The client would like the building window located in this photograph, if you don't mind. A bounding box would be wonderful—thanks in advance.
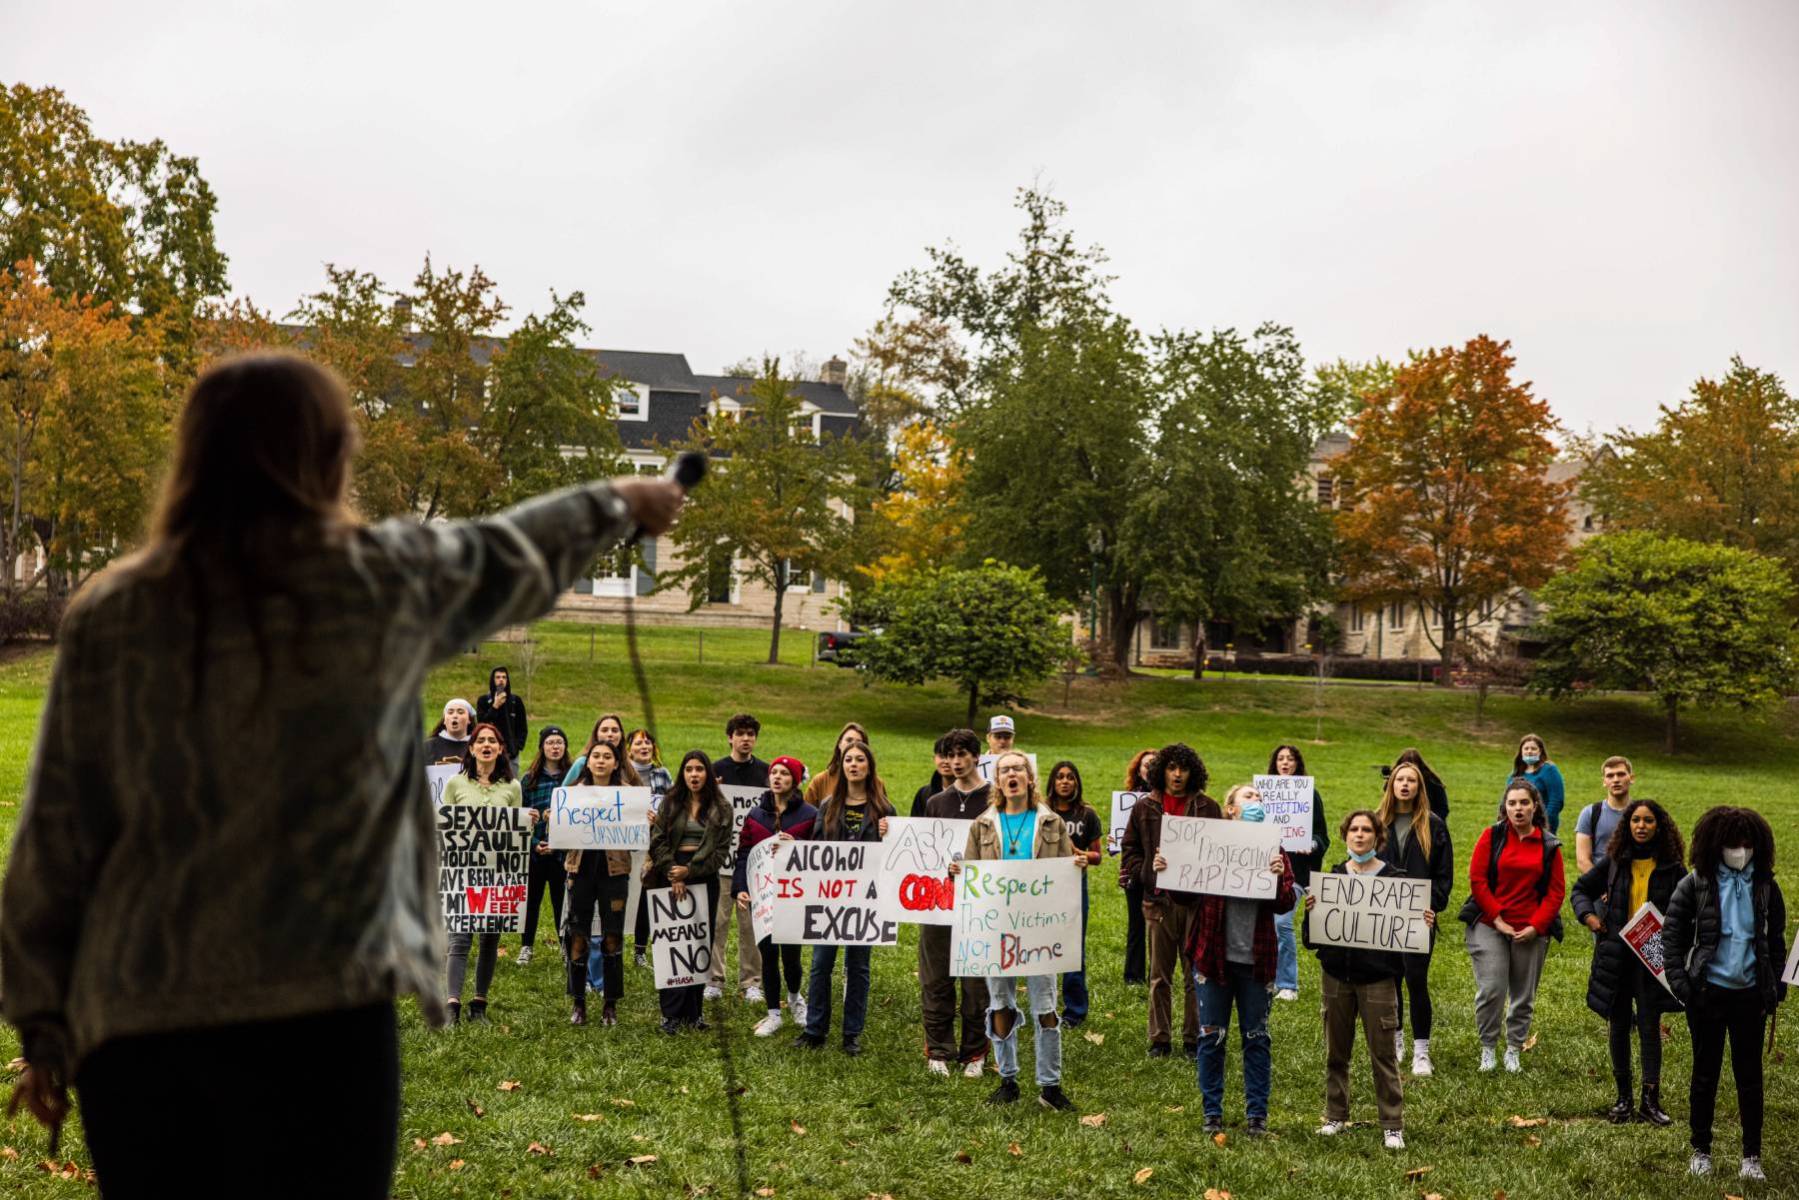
[1387,601,1406,630]
[1150,616,1183,650]
[1583,513,1595,531]
[1316,476,1335,506]
[783,559,812,589]
[705,547,735,605]
[592,546,635,598]
[1349,604,1365,633]
[616,383,650,422]
[1336,476,1356,509]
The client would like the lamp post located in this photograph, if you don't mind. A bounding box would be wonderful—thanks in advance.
[1085,529,1103,676]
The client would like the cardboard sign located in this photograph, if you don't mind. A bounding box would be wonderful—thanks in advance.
[768,841,897,946]
[746,838,783,944]
[427,763,460,806]
[1783,929,1799,987]
[874,817,975,926]
[1253,774,1315,854]
[718,785,765,873]
[1306,871,1432,952]
[647,884,712,989]
[1621,902,1678,998]
[1106,791,1143,856]
[1156,816,1284,899]
[545,786,655,851]
[977,752,1038,784]
[437,804,532,933]
[951,857,1084,978]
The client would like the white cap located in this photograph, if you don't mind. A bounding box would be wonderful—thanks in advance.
[988,715,1015,735]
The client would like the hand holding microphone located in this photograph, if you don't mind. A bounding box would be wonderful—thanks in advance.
[610,450,705,537]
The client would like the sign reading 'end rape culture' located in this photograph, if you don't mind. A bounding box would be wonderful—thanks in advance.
[950,857,1083,978]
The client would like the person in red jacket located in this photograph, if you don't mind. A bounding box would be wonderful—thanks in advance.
[1463,776,1565,1073]
[733,756,818,1037]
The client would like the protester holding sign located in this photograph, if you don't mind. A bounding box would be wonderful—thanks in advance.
[951,751,1086,1111]
[560,742,647,1026]
[1375,760,1453,1077]
[1123,743,1221,1060]
[648,752,734,1034]
[1462,777,1565,1074]
[1266,745,1329,1002]
[711,713,770,1002]
[1117,749,1158,986]
[918,729,994,1077]
[1509,732,1565,834]
[440,724,528,1024]
[517,726,572,966]
[1664,806,1787,1183]
[625,728,673,967]
[803,721,871,805]
[424,698,476,764]
[1046,761,1102,1027]
[1303,810,1419,1150]
[794,742,893,1055]
[564,714,626,785]
[1570,798,1685,1125]
[734,756,818,1036]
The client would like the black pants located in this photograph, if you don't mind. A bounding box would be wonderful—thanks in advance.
[1607,963,1663,1091]
[1688,984,1767,1157]
[1123,881,1147,984]
[78,1003,398,1199]
[760,935,802,1003]
[522,849,566,949]
[565,859,629,1002]
[1394,929,1436,1039]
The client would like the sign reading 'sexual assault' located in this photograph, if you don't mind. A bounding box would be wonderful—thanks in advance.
[437,804,532,934]
[1307,871,1432,952]
[951,857,1083,977]
[1155,815,1284,899]
[545,786,655,850]
[874,817,974,927]
[648,883,712,989]
[769,842,898,946]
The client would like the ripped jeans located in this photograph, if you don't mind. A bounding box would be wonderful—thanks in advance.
[986,974,1062,1087]
[1195,966,1272,1119]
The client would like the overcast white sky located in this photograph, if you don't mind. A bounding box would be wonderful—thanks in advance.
[7,1,1796,433]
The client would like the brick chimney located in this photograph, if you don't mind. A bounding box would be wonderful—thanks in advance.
[393,297,413,329]
[821,356,847,387]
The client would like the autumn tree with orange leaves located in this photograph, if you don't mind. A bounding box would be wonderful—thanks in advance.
[1333,335,1573,682]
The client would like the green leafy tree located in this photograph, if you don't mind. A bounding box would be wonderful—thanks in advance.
[655,360,866,664]
[1530,532,1798,752]
[854,562,1065,726]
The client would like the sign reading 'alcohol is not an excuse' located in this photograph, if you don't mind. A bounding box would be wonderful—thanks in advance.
[768,841,898,946]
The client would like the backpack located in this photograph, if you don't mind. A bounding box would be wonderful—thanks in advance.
[1458,823,1565,940]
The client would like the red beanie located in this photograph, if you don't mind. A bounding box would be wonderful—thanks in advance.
[771,756,806,785]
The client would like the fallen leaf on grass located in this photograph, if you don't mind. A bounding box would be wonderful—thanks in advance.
[631,1135,648,1143]
[1080,1113,1108,1128]
[1506,1116,1546,1128]
[1424,1194,1443,1200]
[1008,1143,1023,1157]
[527,1142,552,1156]
[498,1080,522,1092]
[1134,1167,1154,1185]
[1492,1192,1507,1200]
[612,1098,636,1107]
[412,1138,427,1151]
[1083,1031,1105,1046]
[867,1194,896,1200]
[448,1159,465,1171]
[432,1132,462,1147]
[466,1099,486,1118]
[625,1155,658,1167]
[791,1122,807,1136]
[1212,1131,1228,1147]
[3,1058,24,1075]
[1163,1105,1184,1114]
[1,1147,19,1160]
[37,1160,81,1179]
[573,1113,605,1123]
[755,1190,776,1198]
[1522,1033,1538,1052]
[1524,1135,1541,1147]
[1404,1166,1434,1181]
[954,1150,973,1165]
[587,1165,605,1179]
[681,1085,690,1094]
[1204,1189,1231,1200]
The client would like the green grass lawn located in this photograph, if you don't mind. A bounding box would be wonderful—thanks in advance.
[3,621,1797,1198]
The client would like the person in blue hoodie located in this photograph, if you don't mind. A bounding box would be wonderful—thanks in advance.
[1509,733,1566,834]
[733,755,818,1037]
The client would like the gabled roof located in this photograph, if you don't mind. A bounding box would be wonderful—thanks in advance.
[585,350,701,393]
[690,374,857,415]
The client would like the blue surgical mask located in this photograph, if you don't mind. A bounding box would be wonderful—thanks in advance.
[1239,801,1266,823]
[1349,847,1379,864]
[1521,752,1541,766]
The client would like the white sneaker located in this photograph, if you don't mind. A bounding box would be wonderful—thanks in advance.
[1384,1129,1406,1151]
[1689,1152,1712,1177]
[744,985,765,1004]
[963,1059,984,1079]
[1275,988,1299,1002]
[516,946,533,966]
[1411,1040,1433,1077]
[703,985,723,1001]
[1503,1046,1522,1073]
[1479,1045,1497,1072]
[1317,1120,1347,1136]
[788,994,807,1026]
[753,1010,783,1037]
[927,1059,951,1076]
[1740,1156,1765,1181]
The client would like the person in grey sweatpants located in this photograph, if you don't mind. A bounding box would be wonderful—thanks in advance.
[1466,922,1549,1051]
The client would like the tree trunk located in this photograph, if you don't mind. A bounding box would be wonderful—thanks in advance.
[1436,600,1457,687]
[965,682,979,728]
[1105,584,1140,674]
[1475,681,1489,726]
[1664,696,1679,754]
[1190,625,1208,681]
[768,578,786,665]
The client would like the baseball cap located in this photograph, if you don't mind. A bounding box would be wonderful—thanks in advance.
[989,715,1015,735]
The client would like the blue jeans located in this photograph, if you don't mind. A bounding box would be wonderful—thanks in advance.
[1273,884,1302,993]
[1196,967,1273,1119]
[804,944,871,1041]
[988,974,1062,1086]
[1062,874,1091,1023]
[587,942,605,992]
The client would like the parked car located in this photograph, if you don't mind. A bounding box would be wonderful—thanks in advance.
[816,630,870,667]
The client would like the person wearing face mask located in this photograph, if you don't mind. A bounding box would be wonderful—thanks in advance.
[1663,806,1787,1183]
[1303,810,1420,1151]
[1460,778,1565,1073]
[424,699,476,764]
[1508,733,1565,834]
[1570,799,1685,1125]
[1375,761,1453,1077]
[1267,745,1330,1003]
[1183,785,1295,1136]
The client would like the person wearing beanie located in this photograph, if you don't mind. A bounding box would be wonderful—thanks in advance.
[424,699,475,764]
[734,755,818,1036]
[516,726,573,966]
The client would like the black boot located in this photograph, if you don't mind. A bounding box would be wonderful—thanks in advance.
[1606,1078,1634,1124]
[1639,1082,1672,1126]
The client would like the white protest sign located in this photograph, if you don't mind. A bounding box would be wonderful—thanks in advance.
[1306,871,1431,952]
[1621,902,1678,998]
[977,752,1037,784]
[427,763,460,806]
[1784,931,1799,987]
[436,804,532,933]
[718,785,764,873]
[747,838,783,944]
[1106,791,1143,856]
[873,816,975,926]
[1253,774,1315,854]
[545,786,656,851]
[951,857,1084,977]
[1156,816,1284,899]
[769,841,897,946]
[647,883,712,989]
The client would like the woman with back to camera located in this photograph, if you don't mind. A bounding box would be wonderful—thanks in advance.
[0,352,685,1196]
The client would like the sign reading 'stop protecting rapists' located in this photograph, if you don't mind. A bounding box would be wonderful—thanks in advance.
[1155,816,1284,899]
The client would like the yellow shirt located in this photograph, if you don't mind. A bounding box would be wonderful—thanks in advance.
[1629,858,1654,915]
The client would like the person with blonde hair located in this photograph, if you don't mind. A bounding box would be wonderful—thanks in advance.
[1375,758,1453,1076]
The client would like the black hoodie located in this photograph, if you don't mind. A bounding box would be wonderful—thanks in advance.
[476,665,528,757]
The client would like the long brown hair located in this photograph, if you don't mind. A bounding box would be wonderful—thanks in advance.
[1376,762,1432,862]
[823,721,870,777]
[1124,748,1158,791]
[573,740,644,789]
[821,740,892,836]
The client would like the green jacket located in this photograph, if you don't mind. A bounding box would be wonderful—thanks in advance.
[648,798,734,888]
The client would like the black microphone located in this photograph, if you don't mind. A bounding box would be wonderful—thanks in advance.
[670,449,708,491]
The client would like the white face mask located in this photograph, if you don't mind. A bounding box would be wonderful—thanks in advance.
[1722,846,1753,871]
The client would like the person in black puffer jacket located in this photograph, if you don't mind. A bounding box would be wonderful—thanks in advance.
[1569,798,1686,1126]
[1374,760,1454,1077]
[1663,806,1787,1183]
